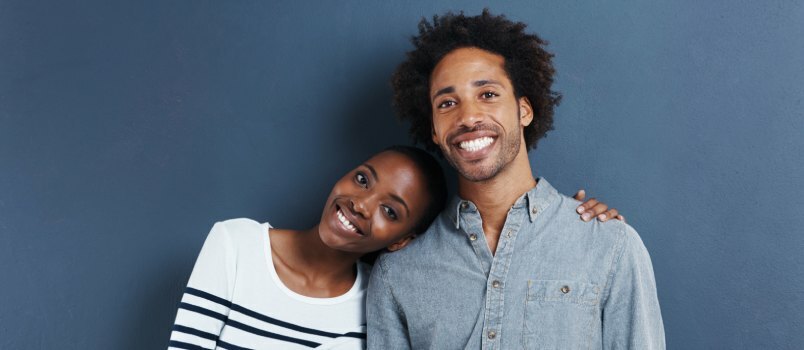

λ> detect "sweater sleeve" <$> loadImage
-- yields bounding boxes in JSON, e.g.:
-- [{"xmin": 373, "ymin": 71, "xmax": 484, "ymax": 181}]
[{"xmin": 169, "ymin": 222, "xmax": 237, "ymax": 350}]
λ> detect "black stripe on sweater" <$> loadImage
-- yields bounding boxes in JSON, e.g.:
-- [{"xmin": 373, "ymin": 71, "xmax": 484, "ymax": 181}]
[
  {"xmin": 179, "ymin": 302, "xmax": 228, "ymax": 322},
  {"xmin": 224, "ymin": 319, "xmax": 321, "ymax": 348},
  {"xmin": 185, "ymin": 287, "xmax": 233, "ymax": 308},
  {"xmin": 172, "ymin": 324, "xmax": 218, "ymax": 341},
  {"xmin": 168, "ymin": 340, "xmax": 213, "ymax": 350}
]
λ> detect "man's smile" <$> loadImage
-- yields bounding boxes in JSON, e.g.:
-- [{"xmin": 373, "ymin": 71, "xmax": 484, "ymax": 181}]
[{"xmin": 458, "ymin": 136, "xmax": 494, "ymax": 152}]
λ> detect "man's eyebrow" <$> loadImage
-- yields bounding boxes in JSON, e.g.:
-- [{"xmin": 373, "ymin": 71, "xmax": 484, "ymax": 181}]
[
  {"xmin": 431, "ymin": 80, "xmax": 504, "ymax": 101},
  {"xmin": 473, "ymin": 79, "xmax": 503, "ymax": 87},
  {"xmin": 431, "ymin": 86, "xmax": 455, "ymax": 101}
]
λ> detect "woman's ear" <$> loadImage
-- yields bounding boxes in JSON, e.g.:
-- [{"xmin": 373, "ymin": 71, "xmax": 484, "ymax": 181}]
[{"xmin": 386, "ymin": 234, "xmax": 417, "ymax": 252}]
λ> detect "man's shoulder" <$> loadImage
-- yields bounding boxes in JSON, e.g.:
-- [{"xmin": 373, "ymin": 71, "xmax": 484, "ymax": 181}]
[
  {"xmin": 375, "ymin": 213, "xmax": 456, "ymax": 275},
  {"xmin": 541, "ymin": 191, "xmax": 641, "ymax": 254}
]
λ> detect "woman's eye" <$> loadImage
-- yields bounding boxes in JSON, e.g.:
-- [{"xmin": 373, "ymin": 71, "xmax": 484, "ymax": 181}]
[
  {"xmin": 481, "ymin": 91, "xmax": 498, "ymax": 99},
  {"xmin": 383, "ymin": 206, "xmax": 398, "ymax": 221},
  {"xmin": 437, "ymin": 100, "xmax": 456, "ymax": 109},
  {"xmin": 355, "ymin": 172, "xmax": 368, "ymax": 187}
]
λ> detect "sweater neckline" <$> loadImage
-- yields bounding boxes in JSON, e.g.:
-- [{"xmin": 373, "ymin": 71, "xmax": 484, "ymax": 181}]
[{"xmin": 261, "ymin": 223, "xmax": 364, "ymax": 305}]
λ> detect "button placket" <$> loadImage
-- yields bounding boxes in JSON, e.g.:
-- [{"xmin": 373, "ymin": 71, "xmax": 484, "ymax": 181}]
[{"xmin": 481, "ymin": 200, "xmax": 528, "ymax": 349}]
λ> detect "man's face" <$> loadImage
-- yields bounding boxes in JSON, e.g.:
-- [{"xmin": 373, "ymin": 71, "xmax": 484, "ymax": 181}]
[{"xmin": 429, "ymin": 47, "xmax": 533, "ymax": 182}]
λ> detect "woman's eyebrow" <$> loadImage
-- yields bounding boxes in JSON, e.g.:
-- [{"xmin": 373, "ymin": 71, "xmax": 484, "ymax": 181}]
[
  {"xmin": 364, "ymin": 162, "xmax": 410, "ymax": 217},
  {"xmin": 389, "ymin": 194, "xmax": 410, "ymax": 217},
  {"xmin": 363, "ymin": 163, "xmax": 379, "ymax": 180}
]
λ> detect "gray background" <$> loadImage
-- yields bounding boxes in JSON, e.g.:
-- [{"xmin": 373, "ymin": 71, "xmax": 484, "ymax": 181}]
[{"xmin": 1, "ymin": 0, "xmax": 803, "ymax": 348}]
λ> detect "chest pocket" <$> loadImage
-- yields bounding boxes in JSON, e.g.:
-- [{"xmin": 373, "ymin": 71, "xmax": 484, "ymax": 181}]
[{"xmin": 523, "ymin": 280, "xmax": 600, "ymax": 350}]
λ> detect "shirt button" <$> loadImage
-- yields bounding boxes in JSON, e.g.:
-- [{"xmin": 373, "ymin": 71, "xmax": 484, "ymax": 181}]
[
  {"xmin": 561, "ymin": 285, "xmax": 571, "ymax": 294},
  {"xmin": 488, "ymin": 330, "xmax": 496, "ymax": 339},
  {"xmin": 492, "ymin": 280, "xmax": 501, "ymax": 288},
  {"xmin": 461, "ymin": 202, "xmax": 469, "ymax": 210},
  {"xmin": 531, "ymin": 207, "xmax": 537, "ymax": 214},
  {"xmin": 469, "ymin": 234, "xmax": 477, "ymax": 241}
]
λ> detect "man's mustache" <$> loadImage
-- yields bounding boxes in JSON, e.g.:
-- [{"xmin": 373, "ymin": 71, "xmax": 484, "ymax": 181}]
[{"xmin": 446, "ymin": 124, "xmax": 500, "ymax": 144}]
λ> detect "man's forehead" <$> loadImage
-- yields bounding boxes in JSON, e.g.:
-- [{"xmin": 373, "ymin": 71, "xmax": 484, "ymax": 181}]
[
  {"xmin": 430, "ymin": 47, "xmax": 511, "ymax": 91},
  {"xmin": 434, "ymin": 47, "xmax": 506, "ymax": 73}
]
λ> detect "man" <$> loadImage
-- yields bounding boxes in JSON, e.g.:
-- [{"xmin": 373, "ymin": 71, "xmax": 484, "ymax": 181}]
[{"xmin": 368, "ymin": 10, "xmax": 664, "ymax": 349}]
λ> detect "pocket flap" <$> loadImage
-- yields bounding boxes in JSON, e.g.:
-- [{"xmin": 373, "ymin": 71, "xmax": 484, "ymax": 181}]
[{"xmin": 527, "ymin": 280, "xmax": 600, "ymax": 306}]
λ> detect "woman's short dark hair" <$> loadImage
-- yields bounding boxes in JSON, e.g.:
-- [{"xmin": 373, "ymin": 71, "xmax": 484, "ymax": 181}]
[
  {"xmin": 360, "ymin": 145, "xmax": 447, "ymax": 265},
  {"xmin": 383, "ymin": 145, "xmax": 447, "ymax": 235},
  {"xmin": 392, "ymin": 9, "xmax": 562, "ymax": 154}
]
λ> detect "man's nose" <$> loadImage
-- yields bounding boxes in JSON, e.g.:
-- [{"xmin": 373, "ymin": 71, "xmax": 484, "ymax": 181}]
[{"xmin": 456, "ymin": 101, "xmax": 484, "ymax": 128}]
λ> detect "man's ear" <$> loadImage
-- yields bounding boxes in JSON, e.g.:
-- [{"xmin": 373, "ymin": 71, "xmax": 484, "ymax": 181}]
[
  {"xmin": 431, "ymin": 125, "xmax": 440, "ymax": 146},
  {"xmin": 518, "ymin": 97, "xmax": 534, "ymax": 127},
  {"xmin": 387, "ymin": 234, "xmax": 417, "ymax": 252}
]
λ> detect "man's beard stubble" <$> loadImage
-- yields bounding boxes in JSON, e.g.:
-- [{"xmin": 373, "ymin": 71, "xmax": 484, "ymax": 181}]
[{"xmin": 442, "ymin": 123, "xmax": 522, "ymax": 182}]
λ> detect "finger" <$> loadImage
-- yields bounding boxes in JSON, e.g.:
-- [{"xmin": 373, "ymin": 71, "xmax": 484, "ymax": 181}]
[
  {"xmin": 586, "ymin": 202, "xmax": 609, "ymax": 220},
  {"xmin": 580, "ymin": 199, "xmax": 603, "ymax": 221},
  {"xmin": 577, "ymin": 198, "xmax": 598, "ymax": 215},
  {"xmin": 573, "ymin": 189, "xmax": 586, "ymax": 201},
  {"xmin": 616, "ymin": 215, "xmax": 626, "ymax": 223},
  {"xmin": 598, "ymin": 208, "xmax": 619, "ymax": 222}
]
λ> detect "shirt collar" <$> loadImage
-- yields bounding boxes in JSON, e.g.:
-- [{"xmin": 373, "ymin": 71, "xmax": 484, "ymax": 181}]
[{"xmin": 447, "ymin": 177, "xmax": 559, "ymax": 229}]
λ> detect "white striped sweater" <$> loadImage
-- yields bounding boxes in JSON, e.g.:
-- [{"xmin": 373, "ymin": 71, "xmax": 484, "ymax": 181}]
[{"xmin": 169, "ymin": 218, "xmax": 368, "ymax": 350}]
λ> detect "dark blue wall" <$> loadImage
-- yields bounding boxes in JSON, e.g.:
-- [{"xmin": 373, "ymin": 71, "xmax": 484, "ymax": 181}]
[{"xmin": 2, "ymin": 1, "xmax": 802, "ymax": 349}]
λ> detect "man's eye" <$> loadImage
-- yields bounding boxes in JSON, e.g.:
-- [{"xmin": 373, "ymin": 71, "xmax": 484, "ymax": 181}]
[
  {"xmin": 383, "ymin": 206, "xmax": 398, "ymax": 220},
  {"xmin": 355, "ymin": 172, "xmax": 368, "ymax": 187},
  {"xmin": 481, "ymin": 91, "xmax": 498, "ymax": 99},
  {"xmin": 437, "ymin": 100, "xmax": 456, "ymax": 109}
]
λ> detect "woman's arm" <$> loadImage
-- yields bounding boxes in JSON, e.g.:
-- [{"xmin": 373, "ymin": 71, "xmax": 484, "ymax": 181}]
[
  {"xmin": 574, "ymin": 189, "xmax": 625, "ymax": 222},
  {"xmin": 168, "ymin": 222, "xmax": 237, "ymax": 349}
]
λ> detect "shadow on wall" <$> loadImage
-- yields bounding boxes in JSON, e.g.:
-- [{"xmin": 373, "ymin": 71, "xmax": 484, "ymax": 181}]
[
  {"xmin": 334, "ymin": 44, "xmax": 412, "ymax": 162},
  {"xmin": 121, "ymin": 44, "xmax": 415, "ymax": 349},
  {"xmin": 121, "ymin": 254, "xmax": 192, "ymax": 350}
]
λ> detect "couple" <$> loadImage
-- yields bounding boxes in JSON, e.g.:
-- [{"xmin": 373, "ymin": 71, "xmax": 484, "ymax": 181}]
[{"xmin": 169, "ymin": 10, "xmax": 664, "ymax": 350}]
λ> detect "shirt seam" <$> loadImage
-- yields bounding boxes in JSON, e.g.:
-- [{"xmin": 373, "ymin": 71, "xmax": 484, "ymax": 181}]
[
  {"xmin": 600, "ymin": 222, "xmax": 629, "ymax": 307},
  {"xmin": 216, "ymin": 221, "xmax": 238, "ymax": 301},
  {"xmin": 378, "ymin": 256, "xmax": 409, "ymax": 333}
]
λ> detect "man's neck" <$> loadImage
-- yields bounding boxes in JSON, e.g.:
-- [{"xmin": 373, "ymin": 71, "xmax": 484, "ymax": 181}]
[{"xmin": 458, "ymin": 145, "xmax": 536, "ymax": 255}]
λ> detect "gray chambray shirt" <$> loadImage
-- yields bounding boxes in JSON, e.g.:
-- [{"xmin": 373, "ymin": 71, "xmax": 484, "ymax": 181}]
[{"xmin": 367, "ymin": 178, "xmax": 664, "ymax": 349}]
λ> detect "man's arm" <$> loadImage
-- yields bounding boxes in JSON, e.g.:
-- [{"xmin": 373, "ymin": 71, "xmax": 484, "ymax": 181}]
[
  {"xmin": 602, "ymin": 225, "xmax": 665, "ymax": 349},
  {"xmin": 367, "ymin": 257, "xmax": 412, "ymax": 350}
]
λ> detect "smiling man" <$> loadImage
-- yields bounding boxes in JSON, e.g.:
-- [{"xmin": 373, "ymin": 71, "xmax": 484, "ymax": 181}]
[{"xmin": 367, "ymin": 10, "xmax": 665, "ymax": 349}]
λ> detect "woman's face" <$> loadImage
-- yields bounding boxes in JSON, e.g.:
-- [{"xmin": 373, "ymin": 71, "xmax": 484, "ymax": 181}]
[{"xmin": 319, "ymin": 151, "xmax": 430, "ymax": 254}]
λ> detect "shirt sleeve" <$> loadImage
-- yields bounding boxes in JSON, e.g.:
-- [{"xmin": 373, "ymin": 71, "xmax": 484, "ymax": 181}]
[
  {"xmin": 169, "ymin": 222, "xmax": 237, "ymax": 350},
  {"xmin": 602, "ymin": 225, "xmax": 666, "ymax": 350},
  {"xmin": 366, "ymin": 257, "xmax": 412, "ymax": 350}
]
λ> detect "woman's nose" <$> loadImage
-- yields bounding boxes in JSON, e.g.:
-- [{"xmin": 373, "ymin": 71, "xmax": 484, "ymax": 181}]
[{"xmin": 350, "ymin": 197, "xmax": 370, "ymax": 218}]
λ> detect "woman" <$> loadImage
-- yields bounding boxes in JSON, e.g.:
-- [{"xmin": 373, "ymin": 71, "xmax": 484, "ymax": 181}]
[{"xmin": 168, "ymin": 146, "xmax": 618, "ymax": 350}]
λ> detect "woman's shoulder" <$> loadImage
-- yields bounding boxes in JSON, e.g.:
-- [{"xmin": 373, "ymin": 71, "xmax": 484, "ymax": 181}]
[{"xmin": 209, "ymin": 217, "xmax": 270, "ymax": 245}]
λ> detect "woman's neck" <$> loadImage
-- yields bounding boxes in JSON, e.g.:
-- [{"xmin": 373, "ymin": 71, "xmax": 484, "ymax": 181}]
[{"xmin": 269, "ymin": 225, "xmax": 363, "ymax": 298}]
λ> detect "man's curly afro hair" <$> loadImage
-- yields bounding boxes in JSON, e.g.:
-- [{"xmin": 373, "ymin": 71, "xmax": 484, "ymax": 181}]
[{"xmin": 392, "ymin": 9, "xmax": 562, "ymax": 154}]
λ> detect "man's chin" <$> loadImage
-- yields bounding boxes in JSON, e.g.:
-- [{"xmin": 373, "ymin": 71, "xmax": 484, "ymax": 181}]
[{"xmin": 455, "ymin": 163, "xmax": 500, "ymax": 182}]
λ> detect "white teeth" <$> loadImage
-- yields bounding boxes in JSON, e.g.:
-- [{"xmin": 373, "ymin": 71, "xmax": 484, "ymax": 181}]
[
  {"xmin": 336, "ymin": 209, "xmax": 357, "ymax": 233},
  {"xmin": 459, "ymin": 137, "xmax": 493, "ymax": 152}
]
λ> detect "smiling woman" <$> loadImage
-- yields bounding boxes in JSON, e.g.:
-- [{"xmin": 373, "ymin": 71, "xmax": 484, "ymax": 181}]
[{"xmin": 167, "ymin": 146, "xmax": 447, "ymax": 350}]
